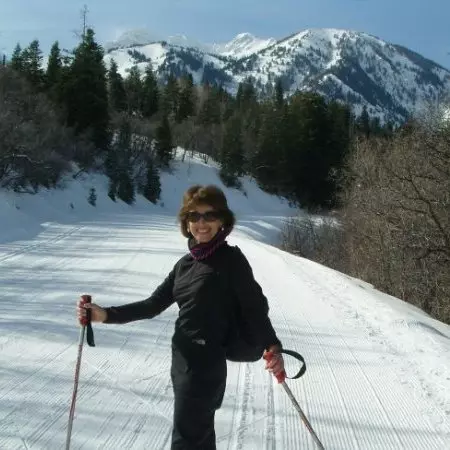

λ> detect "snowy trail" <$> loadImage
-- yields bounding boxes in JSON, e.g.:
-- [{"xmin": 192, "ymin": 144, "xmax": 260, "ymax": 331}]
[
  {"xmin": 235, "ymin": 241, "xmax": 450, "ymax": 449},
  {"xmin": 1, "ymin": 212, "xmax": 450, "ymax": 450}
]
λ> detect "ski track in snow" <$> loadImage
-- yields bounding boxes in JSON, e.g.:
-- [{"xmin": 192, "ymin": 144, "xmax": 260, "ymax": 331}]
[{"xmin": 1, "ymin": 212, "xmax": 450, "ymax": 449}]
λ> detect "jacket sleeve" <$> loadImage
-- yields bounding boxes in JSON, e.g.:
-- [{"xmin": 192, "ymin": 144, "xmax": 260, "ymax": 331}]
[
  {"xmin": 229, "ymin": 247, "xmax": 282, "ymax": 350},
  {"xmin": 103, "ymin": 263, "xmax": 178, "ymax": 324}
]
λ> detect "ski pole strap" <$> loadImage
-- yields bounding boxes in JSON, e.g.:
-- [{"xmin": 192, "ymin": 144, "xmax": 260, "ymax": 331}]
[
  {"xmin": 81, "ymin": 295, "xmax": 95, "ymax": 347},
  {"xmin": 86, "ymin": 318, "xmax": 95, "ymax": 347},
  {"xmin": 280, "ymin": 349, "xmax": 306, "ymax": 379}
]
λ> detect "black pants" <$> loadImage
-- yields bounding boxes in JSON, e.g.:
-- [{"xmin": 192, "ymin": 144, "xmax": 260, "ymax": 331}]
[{"xmin": 170, "ymin": 344, "xmax": 227, "ymax": 450}]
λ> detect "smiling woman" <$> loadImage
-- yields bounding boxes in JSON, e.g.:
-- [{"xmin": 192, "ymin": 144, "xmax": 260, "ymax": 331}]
[
  {"xmin": 178, "ymin": 184, "xmax": 235, "ymax": 244},
  {"xmin": 76, "ymin": 183, "xmax": 284, "ymax": 449}
]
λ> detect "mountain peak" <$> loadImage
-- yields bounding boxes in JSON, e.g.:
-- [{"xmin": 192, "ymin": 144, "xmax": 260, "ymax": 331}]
[
  {"xmin": 210, "ymin": 32, "xmax": 277, "ymax": 58},
  {"xmin": 104, "ymin": 28, "xmax": 160, "ymax": 51}
]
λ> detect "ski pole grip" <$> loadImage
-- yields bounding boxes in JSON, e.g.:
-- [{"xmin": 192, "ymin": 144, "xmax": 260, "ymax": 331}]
[
  {"xmin": 80, "ymin": 294, "xmax": 95, "ymax": 347},
  {"xmin": 264, "ymin": 349, "xmax": 307, "ymax": 383},
  {"xmin": 264, "ymin": 351, "xmax": 287, "ymax": 384},
  {"xmin": 80, "ymin": 294, "xmax": 92, "ymax": 327}
]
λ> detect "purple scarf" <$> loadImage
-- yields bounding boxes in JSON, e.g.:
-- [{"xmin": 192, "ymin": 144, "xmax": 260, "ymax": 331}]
[{"xmin": 188, "ymin": 227, "xmax": 231, "ymax": 260}]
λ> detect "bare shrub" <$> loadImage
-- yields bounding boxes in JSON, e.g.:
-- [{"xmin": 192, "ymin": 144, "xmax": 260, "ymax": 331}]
[
  {"xmin": 281, "ymin": 110, "xmax": 450, "ymax": 324},
  {"xmin": 341, "ymin": 117, "xmax": 450, "ymax": 323},
  {"xmin": 171, "ymin": 119, "xmax": 224, "ymax": 164},
  {"xmin": 281, "ymin": 214, "xmax": 348, "ymax": 273}
]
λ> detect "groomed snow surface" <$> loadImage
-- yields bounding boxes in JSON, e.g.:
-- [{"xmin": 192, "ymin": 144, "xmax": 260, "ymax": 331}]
[{"xmin": 1, "ymin": 153, "xmax": 450, "ymax": 449}]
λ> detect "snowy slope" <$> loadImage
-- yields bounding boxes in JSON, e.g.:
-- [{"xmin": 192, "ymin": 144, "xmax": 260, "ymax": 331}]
[
  {"xmin": 104, "ymin": 41, "xmax": 229, "ymax": 86},
  {"xmin": 210, "ymin": 32, "xmax": 277, "ymax": 59},
  {"xmin": 104, "ymin": 29, "xmax": 163, "ymax": 52},
  {"xmin": 1, "ymin": 154, "xmax": 450, "ymax": 449}
]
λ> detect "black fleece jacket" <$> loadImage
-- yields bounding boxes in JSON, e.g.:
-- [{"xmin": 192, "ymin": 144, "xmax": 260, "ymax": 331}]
[{"xmin": 103, "ymin": 243, "xmax": 281, "ymax": 352}]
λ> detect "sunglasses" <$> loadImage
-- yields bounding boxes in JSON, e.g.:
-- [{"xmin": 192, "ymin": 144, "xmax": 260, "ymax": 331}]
[{"xmin": 186, "ymin": 211, "xmax": 222, "ymax": 223}]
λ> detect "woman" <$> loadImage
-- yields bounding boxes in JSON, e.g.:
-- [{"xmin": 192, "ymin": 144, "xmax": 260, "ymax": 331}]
[{"xmin": 77, "ymin": 184, "xmax": 284, "ymax": 449}]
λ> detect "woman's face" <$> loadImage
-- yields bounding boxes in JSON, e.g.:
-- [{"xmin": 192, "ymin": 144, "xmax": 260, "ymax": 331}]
[{"xmin": 187, "ymin": 204, "xmax": 224, "ymax": 243}]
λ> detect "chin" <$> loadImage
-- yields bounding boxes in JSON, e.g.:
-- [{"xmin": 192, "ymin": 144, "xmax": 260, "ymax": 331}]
[{"xmin": 196, "ymin": 235, "xmax": 213, "ymax": 243}]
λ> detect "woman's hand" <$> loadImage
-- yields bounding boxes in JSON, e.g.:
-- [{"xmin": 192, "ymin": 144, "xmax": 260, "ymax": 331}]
[
  {"xmin": 77, "ymin": 298, "xmax": 107, "ymax": 324},
  {"xmin": 264, "ymin": 346, "xmax": 285, "ymax": 382}
]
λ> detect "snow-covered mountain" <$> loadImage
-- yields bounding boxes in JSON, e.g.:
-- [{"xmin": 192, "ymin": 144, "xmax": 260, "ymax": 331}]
[
  {"xmin": 105, "ymin": 29, "xmax": 210, "ymax": 54},
  {"xmin": 104, "ymin": 28, "xmax": 450, "ymax": 122}
]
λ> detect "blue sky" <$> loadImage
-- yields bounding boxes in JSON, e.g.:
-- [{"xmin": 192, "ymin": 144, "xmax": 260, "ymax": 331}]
[{"xmin": 1, "ymin": 0, "xmax": 449, "ymax": 68}]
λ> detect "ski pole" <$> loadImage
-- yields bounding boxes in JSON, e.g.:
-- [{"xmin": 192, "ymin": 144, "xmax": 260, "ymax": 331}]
[
  {"xmin": 264, "ymin": 350, "xmax": 326, "ymax": 450},
  {"xmin": 66, "ymin": 294, "xmax": 95, "ymax": 450},
  {"xmin": 280, "ymin": 380, "xmax": 325, "ymax": 450}
]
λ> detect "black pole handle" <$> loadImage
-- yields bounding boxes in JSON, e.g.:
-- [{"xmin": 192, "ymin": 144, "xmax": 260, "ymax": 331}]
[{"xmin": 81, "ymin": 294, "xmax": 95, "ymax": 347}]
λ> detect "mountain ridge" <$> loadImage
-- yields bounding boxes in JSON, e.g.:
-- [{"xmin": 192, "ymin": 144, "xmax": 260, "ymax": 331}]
[{"xmin": 104, "ymin": 27, "xmax": 450, "ymax": 123}]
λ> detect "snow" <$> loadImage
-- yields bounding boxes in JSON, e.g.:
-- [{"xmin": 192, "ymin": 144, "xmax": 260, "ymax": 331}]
[
  {"xmin": 104, "ymin": 43, "xmax": 169, "ymax": 77},
  {"xmin": 104, "ymin": 29, "xmax": 213, "ymax": 55},
  {"xmin": 444, "ymin": 107, "xmax": 450, "ymax": 122},
  {"xmin": 210, "ymin": 33, "xmax": 277, "ymax": 59},
  {"xmin": 1, "ymin": 152, "xmax": 450, "ymax": 449},
  {"xmin": 104, "ymin": 28, "xmax": 276, "ymax": 60},
  {"xmin": 104, "ymin": 29, "xmax": 162, "ymax": 52}
]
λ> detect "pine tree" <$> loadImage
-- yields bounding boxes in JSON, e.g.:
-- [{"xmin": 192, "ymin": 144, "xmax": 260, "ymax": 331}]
[
  {"xmin": 108, "ymin": 179, "xmax": 118, "ymax": 201},
  {"xmin": 116, "ymin": 115, "xmax": 132, "ymax": 149},
  {"xmin": 88, "ymin": 187, "xmax": 97, "ymax": 206},
  {"xmin": 45, "ymin": 41, "xmax": 66, "ymax": 105},
  {"xmin": 198, "ymin": 84, "xmax": 222, "ymax": 125},
  {"xmin": 10, "ymin": 44, "xmax": 23, "ymax": 72},
  {"xmin": 287, "ymin": 92, "xmax": 333, "ymax": 207},
  {"xmin": 65, "ymin": 28, "xmax": 110, "ymax": 155},
  {"xmin": 21, "ymin": 40, "xmax": 44, "ymax": 88},
  {"xmin": 236, "ymin": 83, "xmax": 244, "ymax": 110},
  {"xmin": 275, "ymin": 79, "xmax": 284, "ymax": 109},
  {"xmin": 108, "ymin": 116, "xmax": 135, "ymax": 204},
  {"xmin": 124, "ymin": 65, "xmax": 143, "ymax": 115},
  {"xmin": 370, "ymin": 116, "xmax": 382, "ymax": 136},
  {"xmin": 219, "ymin": 85, "xmax": 236, "ymax": 122},
  {"xmin": 327, "ymin": 101, "xmax": 352, "ymax": 206},
  {"xmin": 117, "ymin": 171, "xmax": 135, "ymax": 204},
  {"xmin": 155, "ymin": 114, "xmax": 174, "ymax": 168},
  {"xmin": 357, "ymin": 105, "xmax": 371, "ymax": 138},
  {"xmin": 239, "ymin": 78, "xmax": 257, "ymax": 112},
  {"xmin": 106, "ymin": 147, "xmax": 119, "ymax": 201},
  {"xmin": 142, "ymin": 63, "xmax": 159, "ymax": 118},
  {"xmin": 220, "ymin": 113, "xmax": 245, "ymax": 187},
  {"xmin": 162, "ymin": 73, "xmax": 179, "ymax": 119},
  {"xmin": 253, "ymin": 102, "xmax": 285, "ymax": 194},
  {"xmin": 177, "ymin": 74, "xmax": 195, "ymax": 122},
  {"xmin": 46, "ymin": 41, "xmax": 62, "ymax": 88},
  {"xmin": 142, "ymin": 158, "xmax": 161, "ymax": 203},
  {"xmin": 108, "ymin": 59, "xmax": 126, "ymax": 112}
]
